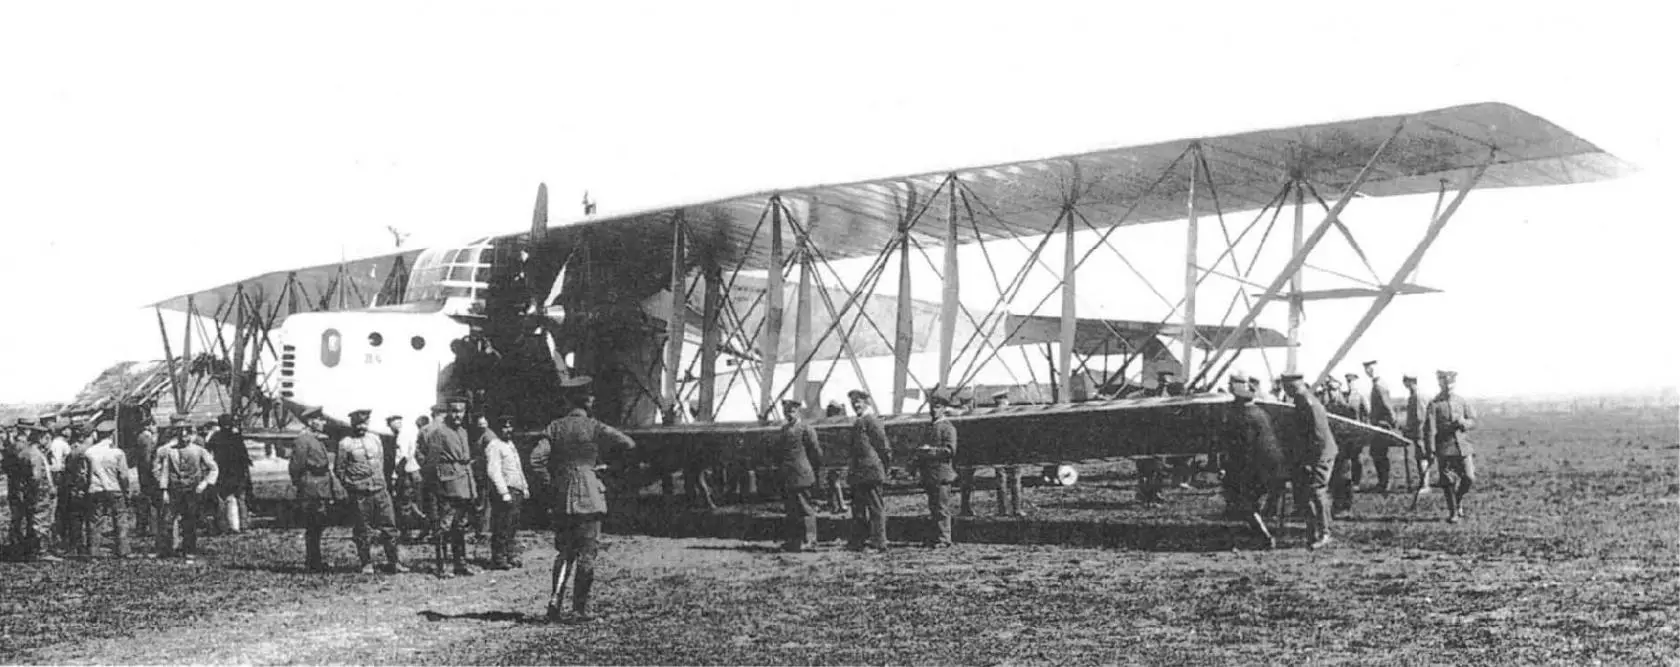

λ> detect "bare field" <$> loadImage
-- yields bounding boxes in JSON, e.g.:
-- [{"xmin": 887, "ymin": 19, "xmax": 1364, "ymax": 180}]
[{"xmin": 3, "ymin": 403, "xmax": 1676, "ymax": 665}]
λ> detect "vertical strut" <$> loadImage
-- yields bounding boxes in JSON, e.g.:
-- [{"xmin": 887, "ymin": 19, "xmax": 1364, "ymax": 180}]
[
  {"xmin": 1058, "ymin": 209, "xmax": 1076, "ymax": 403},
  {"xmin": 892, "ymin": 186, "xmax": 917, "ymax": 414},
  {"xmin": 938, "ymin": 175, "xmax": 960, "ymax": 389},
  {"xmin": 760, "ymin": 198, "xmax": 785, "ymax": 421},
  {"xmin": 664, "ymin": 212, "xmax": 686, "ymax": 415},
  {"xmin": 231, "ymin": 283, "xmax": 245, "ymax": 418},
  {"xmin": 698, "ymin": 263, "xmax": 722, "ymax": 421},
  {"xmin": 157, "ymin": 307, "xmax": 184, "ymax": 409},
  {"xmin": 1287, "ymin": 179, "xmax": 1305, "ymax": 373},
  {"xmin": 793, "ymin": 235, "xmax": 815, "ymax": 413},
  {"xmin": 1182, "ymin": 150, "xmax": 1199, "ymax": 384}
]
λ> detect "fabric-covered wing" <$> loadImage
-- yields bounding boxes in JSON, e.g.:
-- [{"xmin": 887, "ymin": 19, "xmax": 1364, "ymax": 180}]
[
  {"xmin": 1001, "ymin": 314, "xmax": 1289, "ymax": 354},
  {"xmin": 151, "ymin": 250, "xmax": 422, "ymax": 317}
]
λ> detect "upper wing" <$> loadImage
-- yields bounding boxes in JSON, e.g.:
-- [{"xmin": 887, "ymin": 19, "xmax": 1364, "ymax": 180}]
[
  {"xmin": 151, "ymin": 250, "xmax": 422, "ymax": 317},
  {"xmin": 150, "ymin": 102, "xmax": 1628, "ymax": 311},
  {"xmin": 1001, "ymin": 314, "xmax": 1289, "ymax": 354}
]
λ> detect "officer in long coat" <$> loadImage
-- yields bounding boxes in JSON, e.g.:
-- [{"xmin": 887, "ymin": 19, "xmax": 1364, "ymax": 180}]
[
  {"xmin": 1282, "ymin": 373, "xmax": 1337, "ymax": 549},
  {"xmin": 530, "ymin": 376, "xmax": 636, "ymax": 623},
  {"xmin": 1221, "ymin": 372, "xmax": 1287, "ymax": 549},
  {"xmin": 419, "ymin": 400, "xmax": 478, "ymax": 577},
  {"xmin": 1422, "ymin": 370, "xmax": 1479, "ymax": 523},
  {"xmin": 288, "ymin": 407, "xmax": 345, "ymax": 572},
  {"xmin": 1363, "ymin": 360, "xmax": 1398, "ymax": 492},
  {"xmin": 845, "ymin": 390, "xmax": 892, "ymax": 552},
  {"xmin": 915, "ymin": 389, "xmax": 959, "ymax": 548},
  {"xmin": 775, "ymin": 398, "xmax": 822, "ymax": 551}
]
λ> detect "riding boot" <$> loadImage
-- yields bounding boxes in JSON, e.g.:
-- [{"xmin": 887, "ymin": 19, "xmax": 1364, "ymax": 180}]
[
  {"xmin": 572, "ymin": 567, "xmax": 595, "ymax": 617},
  {"xmin": 384, "ymin": 539, "xmax": 408, "ymax": 572},
  {"xmin": 305, "ymin": 537, "xmax": 324, "ymax": 571}
]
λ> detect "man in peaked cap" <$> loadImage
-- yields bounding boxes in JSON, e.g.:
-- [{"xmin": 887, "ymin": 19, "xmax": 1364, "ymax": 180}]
[
  {"xmin": 81, "ymin": 420, "xmax": 132, "ymax": 558},
  {"xmin": 1363, "ymin": 360, "xmax": 1398, "ymax": 493},
  {"xmin": 774, "ymin": 398, "xmax": 823, "ymax": 551},
  {"xmin": 1401, "ymin": 374, "xmax": 1429, "ymax": 494},
  {"xmin": 1221, "ymin": 372, "xmax": 1286, "ymax": 548},
  {"xmin": 419, "ymin": 399, "xmax": 478, "ymax": 576},
  {"xmin": 1281, "ymin": 373, "xmax": 1337, "ymax": 549},
  {"xmin": 529, "ymin": 374, "xmax": 638, "ymax": 622},
  {"xmin": 7, "ymin": 419, "xmax": 60, "ymax": 560},
  {"xmin": 916, "ymin": 388, "xmax": 960, "ymax": 548},
  {"xmin": 153, "ymin": 415, "xmax": 218, "ymax": 561},
  {"xmin": 845, "ymin": 389, "xmax": 892, "ymax": 552},
  {"xmin": 207, "ymin": 413, "xmax": 253, "ymax": 534},
  {"xmin": 337, "ymin": 409, "xmax": 407, "ymax": 574},
  {"xmin": 289, "ymin": 406, "xmax": 344, "ymax": 571},
  {"xmin": 1422, "ymin": 370, "xmax": 1479, "ymax": 523}
]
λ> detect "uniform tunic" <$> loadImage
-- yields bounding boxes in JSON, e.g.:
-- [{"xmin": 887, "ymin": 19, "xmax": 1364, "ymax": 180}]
[
  {"xmin": 1422, "ymin": 392, "xmax": 1479, "ymax": 495},
  {"xmin": 288, "ymin": 430, "xmax": 346, "ymax": 502},
  {"xmin": 337, "ymin": 432, "xmax": 398, "ymax": 546},
  {"xmin": 917, "ymin": 419, "xmax": 958, "ymax": 485},
  {"xmin": 419, "ymin": 424, "xmax": 477, "ymax": 500},
  {"xmin": 1221, "ymin": 402, "xmax": 1287, "ymax": 510},
  {"xmin": 777, "ymin": 420, "xmax": 822, "ymax": 491},
  {"xmin": 531, "ymin": 409, "xmax": 635, "ymax": 517},
  {"xmin": 1369, "ymin": 379, "xmax": 1397, "ymax": 428},
  {"xmin": 847, "ymin": 413, "xmax": 892, "ymax": 485}
]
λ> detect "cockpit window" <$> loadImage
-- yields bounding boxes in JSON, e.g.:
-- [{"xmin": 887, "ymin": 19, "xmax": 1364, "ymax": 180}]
[
  {"xmin": 411, "ymin": 336, "xmax": 426, "ymax": 350},
  {"xmin": 321, "ymin": 329, "xmax": 342, "ymax": 368},
  {"xmin": 368, "ymin": 332, "xmax": 384, "ymax": 347}
]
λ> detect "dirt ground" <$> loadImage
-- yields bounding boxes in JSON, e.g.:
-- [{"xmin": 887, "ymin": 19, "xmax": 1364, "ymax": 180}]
[{"xmin": 2, "ymin": 403, "xmax": 1676, "ymax": 664}]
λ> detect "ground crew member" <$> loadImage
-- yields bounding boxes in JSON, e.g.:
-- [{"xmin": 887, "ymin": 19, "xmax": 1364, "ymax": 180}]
[
  {"xmin": 470, "ymin": 413, "xmax": 493, "ymax": 543},
  {"xmin": 62, "ymin": 426, "xmax": 95, "ymax": 557},
  {"xmin": 9, "ymin": 420, "xmax": 60, "ymax": 561},
  {"xmin": 485, "ymin": 416, "xmax": 528, "ymax": 570},
  {"xmin": 131, "ymin": 421, "xmax": 159, "ymax": 537},
  {"xmin": 337, "ymin": 409, "xmax": 407, "ymax": 574},
  {"xmin": 1422, "ymin": 370, "xmax": 1479, "ymax": 523},
  {"xmin": 531, "ymin": 376, "xmax": 636, "ymax": 623},
  {"xmin": 1221, "ymin": 372, "xmax": 1286, "ymax": 549},
  {"xmin": 419, "ymin": 400, "xmax": 478, "ymax": 577},
  {"xmin": 1281, "ymin": 374, "xmax": 1336, "ymax": 549},
  {"xmin": 46, "ymin": 422, "xmax": 71, "ymax": 546},
  {"xmin": 147, "ymin": 416, "xmax": 187, "ymax": 556},
  {"xmin": 387, "ymin": 414, "xmax": 425, "ymax": 542},
  {"xmin": 1364, "ymin": 360, "xmax": 1398, "ymax": 492},
  {"xmin": 81, "ymin": 420, "xmax": 131, "ymax": 559},
  {"xmin": 915, "ymin": 389, "xmax": 959, "ymax": 548},
  {"xmin": 989, "ymin": 390, "xmax": 1026, "ymax": 517},
  {"xmin": 288, "ymin": 407, "xmax": 344, "ymax": 572},
  {"xmin": 207, "ymin": 414, "xmax": 253, "ymax": 534},
  {"xmin": 774, "ymin": 398, "xmax": 822, "ymax": 552},
  {"xmin": 153, "ymin": 422, "xmax": 218, "ymax": 561},
  {"xmin": 845, "ymin": 390, "xmax": 891, "ymax": 552},
  {"xmin": 1401, "ymin": 374, "xmax": 1430, "ymax": 492},
  {"xmin": 1326, "ymin": 375, "xmax": 1361, "ymax": 515}
]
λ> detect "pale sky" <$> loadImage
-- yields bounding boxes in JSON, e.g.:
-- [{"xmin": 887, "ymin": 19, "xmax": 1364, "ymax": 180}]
[{"xmin": 1, "ymin": 1, "xmax": 1675, "ymax": 404}]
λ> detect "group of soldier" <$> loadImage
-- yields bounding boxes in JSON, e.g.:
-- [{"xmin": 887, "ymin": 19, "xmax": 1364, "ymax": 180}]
[
  {"xmin": 2, "ymin": 412, "xmax": 253, "ymax": 563},
  {"xmin": 1217, "ymin": 360, "xmax": 1480, "ymax": 549}
]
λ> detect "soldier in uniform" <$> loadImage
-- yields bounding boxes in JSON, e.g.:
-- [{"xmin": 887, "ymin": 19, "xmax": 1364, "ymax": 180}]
[
  {"xmin": 386, "ymin": 414, "xmax": 425, "ymax": 543},
  {"xmin": 337, "ymin": 409, "xmax": 408, "ymax": 574},
  {"xmin": 484, "ymin": 416, "xmax": 528, "ymax": 570},
  {"xmin": 153, "ymin": 420, "xmax": 218, "ymax": 561},
  {"xmin": 915, "ymin": 389, "xmax": 959, "ymax": 548},
  {"xmin": 1325, "ymin": 375, "xmax": 1360, "ymax": 516},
  {"xmin": 62, "ymin": 426, "xmax": 95, "ymax": 558},
  {"xmin": 1422, "ymin": 370, "xmax": 1479, "ymax": 523},
  {"xmin": 988, "ymin": 391, "xmax": 1026, "ymax": 517},
  {"xmin": 288, "ymin": 407, "xmax": 345, "ymax": 572},
  {"xmin": 130, "ymin": 421, "xmax": 159, "ymax": 538},
  {"xmin": 45, "ymin": 422, "xmax": 71, "ymax": 546},
  {"xmin": 1363, "ymin": 360, "xmax": 1398, "ymax": 492},
  {"xmin": 81, "ymin": 420, "xmax": 131, "ymax": 559},
  {"xmin": 845, "ymin": 390, "xmax": 891, "ymax": 552},
  {"xmin": 8, "ymin": 420, "xmax": 60, "ymax": 561},
  {"xmin": 774, "ymin": 398, "xmax": 822, "ymax": 552},
  {"xmin": 530, "ymin": 376, "xmax": 637, "ymax": 623},
  {"xmin": 207, "ymin": 414, "xmax": 253, "ymax": 534},
  {"xmin": 419, "ymin": 400, "xmax": 478, "ymax": 577},
  {"xmin": 1220, "ymin": 372, "xmax": 1286, "ymax": 549},
  {"xmin": 1281, "ymin": 373, "xmax": 1337, "ymax": 549},
  {"xmin": 1401, "ymin": 374, "xmax": 1430, "ymax": 492}
]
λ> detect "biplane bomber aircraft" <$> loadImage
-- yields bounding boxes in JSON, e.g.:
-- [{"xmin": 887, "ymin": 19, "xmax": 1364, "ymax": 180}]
[{"xmin": 148, "ymin": 102, "xmax": 1629, "ymax": 492}]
